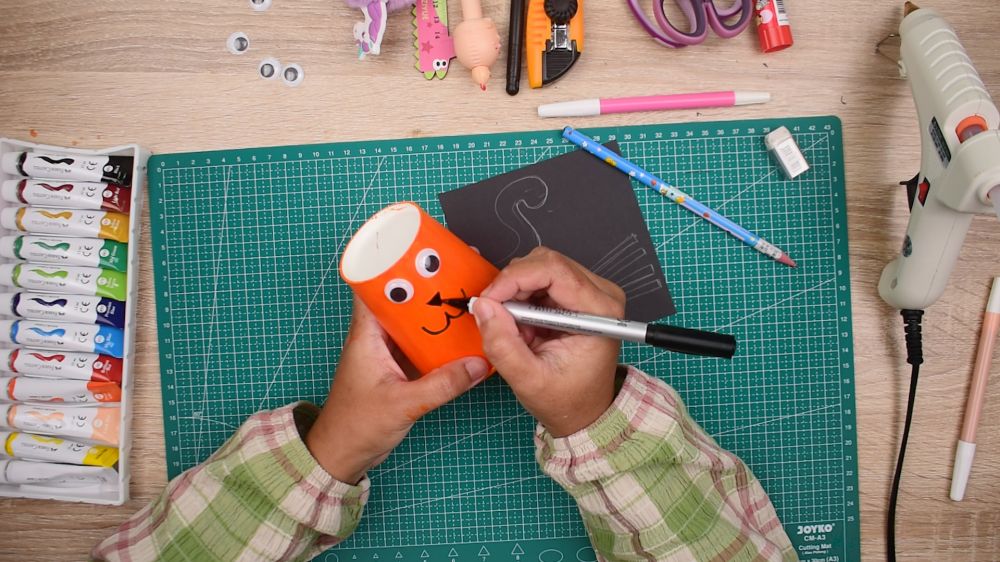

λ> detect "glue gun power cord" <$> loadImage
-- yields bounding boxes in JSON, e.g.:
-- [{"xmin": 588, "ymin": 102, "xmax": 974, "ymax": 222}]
[{"xmin": 887, "ymin": 309, "xmax": 924, "ymax": 562}]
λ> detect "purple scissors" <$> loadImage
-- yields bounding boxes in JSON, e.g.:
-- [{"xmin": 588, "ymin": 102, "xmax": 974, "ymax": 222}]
[{"xmin": 626, "ymin": 0, "xmax": 753, "ymax": 47}]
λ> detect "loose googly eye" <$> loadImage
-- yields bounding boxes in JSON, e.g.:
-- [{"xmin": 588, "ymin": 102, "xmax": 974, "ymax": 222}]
[
  {"xmin": 227, "ymin": 32, "xmax": 250, "ymax": 55},
  {"xmin": 249, "ymin": 0, "xmax": 272, "ymax": 11},
  {"xmin": 415, "ymin": 249, "xmax": 441, "ymax": 278},
  {"xmin": 385, "ymin": 279, "xmax": 414, "ymax": 303},
  {"xmin": 282, "ymin": 63, "xmax": 304, "ymax": 87},
  {"xmin": 258, "ymin": 57, "xmax": 281, "ymax": 80}
]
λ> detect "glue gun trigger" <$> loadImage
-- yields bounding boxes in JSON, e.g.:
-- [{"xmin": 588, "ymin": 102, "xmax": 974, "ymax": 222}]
[{"xmin": 900, "ymin": 172, "xmax": 920, "ymax": 212}]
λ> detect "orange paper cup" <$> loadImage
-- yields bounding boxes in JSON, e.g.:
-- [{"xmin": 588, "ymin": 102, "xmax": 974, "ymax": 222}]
[{"xmin": 340, "ymin": 202, "xmax": 499, "ymax": 375}]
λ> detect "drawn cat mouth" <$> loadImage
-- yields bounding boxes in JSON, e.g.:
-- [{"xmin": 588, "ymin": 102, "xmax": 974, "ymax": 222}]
[{"xmin": 422, "ymin": 289, "xmax": 468, "ymax": 336}]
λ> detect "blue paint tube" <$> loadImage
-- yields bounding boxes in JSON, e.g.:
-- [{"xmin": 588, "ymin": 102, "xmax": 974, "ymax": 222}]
[
  {"xmin": 0, "ymin": 292, "xmax": 125, "ymax": 329},
  {"xmin": 0, "ymin": 319, "xmax": 125, "ymax": 358}
]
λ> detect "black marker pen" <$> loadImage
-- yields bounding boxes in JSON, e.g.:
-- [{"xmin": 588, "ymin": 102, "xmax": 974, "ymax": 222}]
[{"xmin": 448, "ymin": 297, "xmax": 737, "ymax": 359}]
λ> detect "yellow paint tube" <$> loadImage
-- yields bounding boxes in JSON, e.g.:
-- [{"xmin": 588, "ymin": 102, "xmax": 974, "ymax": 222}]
[
  {"xmin": 0, "ymin": 430, "xmax": 118, "ymax": 467},
  {"xmin": 0, "ymin": 207, "xmax": 129, "ymax": 243}
]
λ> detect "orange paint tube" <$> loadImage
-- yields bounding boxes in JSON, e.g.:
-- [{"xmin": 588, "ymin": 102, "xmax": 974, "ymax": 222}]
[
  {"xmin": 1, "ymin": 375, "xmax": 121, "ymax": 404},
  {"xmin": 0, "ymin": 404, "xmax": 120, "ymax": 445},
  {"xmin": 340, "ymin": 202, "xmax": 499, "ymax": 375}
]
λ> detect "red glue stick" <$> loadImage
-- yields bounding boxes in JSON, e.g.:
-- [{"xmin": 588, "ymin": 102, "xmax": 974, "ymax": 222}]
[{"xmin": 754, "ymin": 0, "xmax": 793, "ymax": 53}]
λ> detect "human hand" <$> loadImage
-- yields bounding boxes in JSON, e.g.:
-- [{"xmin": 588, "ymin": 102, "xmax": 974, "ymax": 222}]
[
  {"xmin": 305, "ymin": 298, "xmax": 489, "ymax": 484},
  {"xmin": 473, "ymin": 247, "xmax": 626, "ymax": 437}
]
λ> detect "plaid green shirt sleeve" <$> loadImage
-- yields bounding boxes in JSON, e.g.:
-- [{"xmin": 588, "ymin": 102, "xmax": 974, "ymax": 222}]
[
  {"xmin": 536, "ymin": 367, "xmax": 798, "ymax": 562},
  {"xmin": 91, "ymin": 402, "xmax": 368, "ymax": 562}
]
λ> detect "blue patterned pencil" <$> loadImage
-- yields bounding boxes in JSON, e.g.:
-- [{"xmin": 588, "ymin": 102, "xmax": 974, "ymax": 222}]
[{"xmin": 562, "ymin": 126, "xmax": 797, "ymax": 268}]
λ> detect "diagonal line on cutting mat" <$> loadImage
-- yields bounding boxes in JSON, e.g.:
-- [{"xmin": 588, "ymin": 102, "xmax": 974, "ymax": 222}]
[
  {"xmin": 367, "ymin": 474, "xmax": 548, "ymax": 518},
  {"xmin": 180, "ymin": 416, "xmax": 240, "ymax": 431},
  {"xmin": 195, "ymin": 165, "xmax": 232, "ymax": 452},
  {"xmin": 256, "ymin": 157, "xmax": 387, "ymax": 411},
  {"xmin": 711, "ymin": 404, "xmax": 839, "ymax": 438},
  {"xmin": 373, "ymin": 410, "xmax": 532, "ymax": 478},
  {"xmin": 633, "ymin": 276, "xmax": 835, "ymax": 369},
  {"xmin": 663, "ymin": 136, "xmax": 828, "ymax": 244}
]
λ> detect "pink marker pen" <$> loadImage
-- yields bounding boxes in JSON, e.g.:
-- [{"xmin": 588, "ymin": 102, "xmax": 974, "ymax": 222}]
[
  {"xmin": 951, "ymin": 277, "xmax": 1000, "ymax": 501},
  {"xmin": 538, "ymin": 91, "xmax": 771, "ymax": 118}
]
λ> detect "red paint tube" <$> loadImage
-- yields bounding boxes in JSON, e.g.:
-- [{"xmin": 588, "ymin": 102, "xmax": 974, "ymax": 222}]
[
  {"xmin": 2, "ymin": 349, "xmax": 123, "ymax": 384},
  {"xmin": 754, "ymin": 0, "xmax": 793, "ymax": 53},
  {"xmin": 1, "ymin": 179, "xmax": 131, "ymax": 213}
]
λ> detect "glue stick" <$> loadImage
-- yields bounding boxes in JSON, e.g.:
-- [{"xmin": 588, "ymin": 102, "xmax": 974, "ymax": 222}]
[
  {"xmin": 0, "ymin": 235, "xmax": 127, "ymax": 272},
  {"xmin": 753, "ymin": 0, "xmax": 793, "ymax": 52},
  {"xmin": 0, "ymin": 459, "xmax": 118, "ymax": 488},
  {"xmin": 0, "ymin": 320, "xmax": 125, "ymax": 358},
  {"xmin": 2, "ymin": 349, "xmax": 122, "ymax": 384},
  {"xmin": 0, "ymin": 430, "xmax": 119, "ymax": 467},
  {"xmin": 0, "ymin": 292, "xmax": 126, "ymax": 330},
  {"xmin": 0, "ymin": 151, "xmax": 133, "ymax": 186},
  {"xmin": 0, "ymin": 207, "xmax": 129, "ymax": 243},
  {"xmin": 1, "ymin": 376, "xmax": 122, "ymax": 404},
  {"xmin": 1, "ymin": 179, "xmax": 131, "ymax": 213},
  {"xmin": 0, "ymin": 404, "xmax": 120, "ymax": 444},
  {"xmin": 0, "ymin": 263, "xmax": 127, "ymax": 301}
]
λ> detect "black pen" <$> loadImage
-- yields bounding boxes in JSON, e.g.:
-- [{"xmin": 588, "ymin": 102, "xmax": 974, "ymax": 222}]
[
  {"xmin": 446, "ymin": 297, "xmax": 737, "ymax": 359},
  {"xmin": 506, "ymin": 0, "xmax": 527, "ymax": 95}
]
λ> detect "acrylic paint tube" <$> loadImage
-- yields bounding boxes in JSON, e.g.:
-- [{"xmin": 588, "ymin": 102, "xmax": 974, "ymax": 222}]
[
  {"xmin": 0, "ymin": 263, "xmax": 127, "ymax": 301},
  {"xmin": 1, "ymin": 376, "xmax": 122, "ymax": 404},
  {"xmin": 0, "ymin": 320, "xmax": 125, "ymax": 358},
  {"xmin": 0, "ymin": 404, "xmax": 120, "ymax": 445},
  {"xmin": 0, "ymin": 151, "xmax": 133, "ymax": 186},
  {"xmin": 0, "ymin": 292, "xmax": 126, "ymax": 330},
  {"xmin": 0, "ymin": 207, "xmax": 129, "ymax": 243},
  {"xmin": 0, "ymin": 430, "xmax": 119, "ymax": 467},
  {"xmin": 1, "ymin": 179, "xmax": 131, "ymax": 213},
  {"xmin": 2, "ymin": 349, "xmax": 122, "ymax": 384},
  {"xmin": 0, "ymin": 235, "xmax": 128, "ymax": 272},
  {"xmin": 0, "ymin": 459, "xmax": 118, "ymax": 488}
]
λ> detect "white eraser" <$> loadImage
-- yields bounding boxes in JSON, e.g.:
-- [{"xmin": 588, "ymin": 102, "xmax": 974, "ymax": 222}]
[{"xmin": 764, "ymin": 127, "xmax": 810, "ymax": 179}]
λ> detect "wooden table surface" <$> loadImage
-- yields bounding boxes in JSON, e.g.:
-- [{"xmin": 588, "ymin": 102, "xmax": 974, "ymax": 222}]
[{"xmin": 1, "ymin": 0, "xmax": 999, "ymax": 560}]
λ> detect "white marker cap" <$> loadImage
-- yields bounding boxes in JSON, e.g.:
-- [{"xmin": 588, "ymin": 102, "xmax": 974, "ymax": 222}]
[
  {"xmin": 1, "ymin": 180, "xmax": 24, "ymax": 205},
  {"xmin": 538, "ymin": 99, "xmax": 601, "ymax": 118},
  {"xmin": 0, "ymin": 320, "xmax": 15, "ymax": 345},
  {"xmin": 0, "ymin": 264, "xmax": 18, "ymax": 287},
  {"xmin": 733, "ymin": 91, "xmax": 771, "ymax": 106},
  {"xmin": 988, "ymin": 277, "xmax": 1000, "ymax": 314},
  {"xmin": 0, "ymin": 404, "xmax": 9, "ymax": 428},
  {"xmin": 0, "ymin": 208, "xmax": 22, "ymax": 232},
  {"xmin": 0, "ymin": 236, "xmax": 19, "ymax": 260},
  {"xmin": 0, "ymin": 293, "xmax": 18, "ymax": 317},
  {"xmin": 950, "ymin": 440, "xmax": 976, "ymax": 501},
  {"xmin": 0, "ymin": 152, "xmax": 23, "ymax": 176}
]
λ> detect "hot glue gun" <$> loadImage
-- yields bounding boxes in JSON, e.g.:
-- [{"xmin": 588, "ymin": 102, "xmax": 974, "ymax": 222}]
[{"xmin": 879, "ymin": 2, "xmax": 1000, "ymax": 311}]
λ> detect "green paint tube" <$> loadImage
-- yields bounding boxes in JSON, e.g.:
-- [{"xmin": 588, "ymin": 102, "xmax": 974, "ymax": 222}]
[
  {"xmin": 0, "ymin": 235, "xmax": 127, "ymax": 272},
  {"xmin": 0, "ymin": 263, "xmax": 127, "ymax": 301}
]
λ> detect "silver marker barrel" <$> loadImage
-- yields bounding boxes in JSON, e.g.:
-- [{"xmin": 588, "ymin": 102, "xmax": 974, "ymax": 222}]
[{"xmin": 464, "ymin": 297, "xmax": 736, "ymax": 359}]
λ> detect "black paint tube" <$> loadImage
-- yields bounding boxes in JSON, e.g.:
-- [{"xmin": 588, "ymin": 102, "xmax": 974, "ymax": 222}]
[{"xmin": 1, "ymin": 151, "xmax": 133, "ymax": 186}]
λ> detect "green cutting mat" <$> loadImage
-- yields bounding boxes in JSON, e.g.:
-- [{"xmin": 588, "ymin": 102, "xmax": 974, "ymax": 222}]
[{"xmin": 150, "ymin": 116, "xmax": 859, "ymax": 562}]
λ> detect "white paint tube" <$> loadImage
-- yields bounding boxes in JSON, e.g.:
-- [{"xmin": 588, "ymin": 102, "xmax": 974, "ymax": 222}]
[{"xmin": 0, "ymin": 459, "xmax": 118, "ymax": 488}]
